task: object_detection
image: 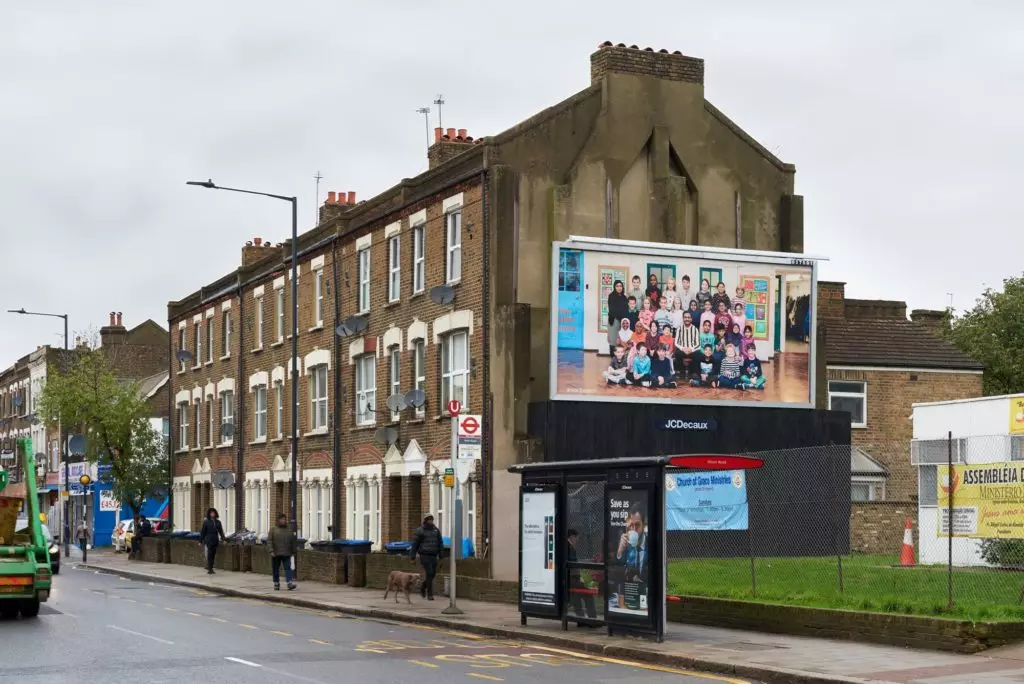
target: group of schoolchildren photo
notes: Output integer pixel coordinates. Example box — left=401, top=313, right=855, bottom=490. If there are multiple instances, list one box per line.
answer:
left=602, top=272, right=767, bottom=392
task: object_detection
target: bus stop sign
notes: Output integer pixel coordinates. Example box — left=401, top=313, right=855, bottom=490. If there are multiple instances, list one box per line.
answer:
left=668, top=455, right=764, bottom=470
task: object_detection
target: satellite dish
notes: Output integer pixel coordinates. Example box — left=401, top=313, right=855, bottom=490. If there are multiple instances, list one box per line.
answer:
left=429, top=285, right=455, bottom=306
left=151, top=483, right=170, bottom=498
left=67, top=434, right=87, bottom=455
left=176, top=349, right=193, bottom=364
left=373, top=427, right=398, bottom=445
left=386, top=394, right=407, bottom=412
left=404, top=389, right=426, bottom=409
left=344, top=315, right=369, bottom=335
left=212, top=471, right=235, bottom=489
left=221, top=422, right=235, bottom=440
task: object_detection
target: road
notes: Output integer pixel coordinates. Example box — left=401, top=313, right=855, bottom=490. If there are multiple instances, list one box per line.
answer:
left=0, top=563, right=753, bottom=684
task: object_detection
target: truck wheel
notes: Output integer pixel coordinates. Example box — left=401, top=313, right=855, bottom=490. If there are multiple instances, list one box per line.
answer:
left=0, top=602, right=19, bottom=619
left=19, top=598, right=40, bottom=618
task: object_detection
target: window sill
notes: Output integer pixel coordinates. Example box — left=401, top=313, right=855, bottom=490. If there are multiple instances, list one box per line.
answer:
left=304, top=427, right=328, bottom=437
left=309, top=324, right=324, bottom=333
left=385, top=300, right=400, bottom=309
left=852, top=424, right=868, bottom=429
left=220, top=354, right=231, bottom=362
left=406, top=417, right=426, bottom=424
left=251, top=347, right=263, bottom=354
left=249, top=438, right=267, bottom=445
left=446, top=279, right=461, bottom=287
left=352, top=424, right=377, bottom=432
left=357, top=309, right=370, bottom=317
left=177, top=370, right=186, bottom=376
left=217, top=442, right=234, bottom=449
left=411, top=290, right=425, bottom=300
left=271, top=437, right=283, bottom=443
left=191, top=365, right=202, bottom=371
left=272, top=340, right=284, bottom=348
left=175, top=448, right=190, bottom=455
left=205, top=360, right=214, bottom=367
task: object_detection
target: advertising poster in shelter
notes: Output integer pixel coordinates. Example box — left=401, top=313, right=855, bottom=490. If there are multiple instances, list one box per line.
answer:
left=938, top=463, right=1024, bottom=538
left=665, top=469, right=749, bottom=531
left=607, top=488, right=650, bottom=618
left=520, top=490, right=557, bottom=607
left=552, top=240, right=817, bottom=407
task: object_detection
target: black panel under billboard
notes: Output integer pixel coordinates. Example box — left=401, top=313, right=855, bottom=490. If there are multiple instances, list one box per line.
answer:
left=528, top=402, right=851, bottom=558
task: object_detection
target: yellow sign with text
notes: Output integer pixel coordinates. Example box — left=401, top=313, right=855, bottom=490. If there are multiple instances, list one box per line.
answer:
left=938, top=463, right=1024, bottom=539
left=1010, top=397, right=1024, bottom=435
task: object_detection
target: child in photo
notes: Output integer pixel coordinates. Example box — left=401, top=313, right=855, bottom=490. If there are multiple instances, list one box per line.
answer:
left=603, top=345, right=630, bottom=386
left=650, top=344, right=677, bottom=389
left=699, top=320, right=715, bottom=354
left=645, top=273, right=662, bottom=309
left=658, top=322, right=676, bottom=375
left=629, top=275, right=644, bottom=306
left=629, top=320, right=649, bottom=367
left=663, top=277, right=681, bottom=311
left=740, top=325, right=756, bottom=358
left=654, top=295, right=673, bottom=330
left=617, top=318, right=633, bottom=346
left=735, top=285, right=746, bottom=303
left=731, top=302, right=747, bottom=336
left=626, top=296, right=639, bottom=330
left=679, top=275, right=693, bottom=306
left=690, top=344, right=719, bottom=388
left=714, top=301, right=733, bottom=337
left=726, top=322, right=743, bottom=351
left=688, top=299, right=700, bottom=320
left=741, top=344, right=766, bottom=390
left=630, top=343, right=652, bottom=387
left=639, top=297, right=655, bottom=331
left=711, top=281, right=731, bottom=313
left=700, top=299, right=716, bottom=332
left=718, top=343, right=743, bottom=389
left=713, top=324, right=727, bottom=361
left=696, top=278, right=712, bottom=309
left=669, top=297, right=685, bottom=332
left=646, top=321, right=662, bottom=356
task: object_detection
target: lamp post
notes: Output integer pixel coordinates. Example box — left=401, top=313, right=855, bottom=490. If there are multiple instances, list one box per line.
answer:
left=186, top=180, right=300, bottom=533
left=8, top=308, right=70, bottom=558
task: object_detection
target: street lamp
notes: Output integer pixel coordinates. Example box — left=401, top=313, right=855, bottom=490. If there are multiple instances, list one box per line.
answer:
left=8, top=307, right=71, bottom=558
left=187, top=179, right=300, bottom=533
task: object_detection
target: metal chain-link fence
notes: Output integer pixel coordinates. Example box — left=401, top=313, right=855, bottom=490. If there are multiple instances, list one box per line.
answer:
left=665, top=436, right=1024, bottom=621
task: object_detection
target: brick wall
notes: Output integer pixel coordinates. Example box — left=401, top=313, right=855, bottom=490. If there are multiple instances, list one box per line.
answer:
left=850, top=502, right=917, bottom=555
left=590, top=43, right=704, bottom=84
left=364, top=553, right=514, bottom=602
left=817, top=281, right=846, bottom=319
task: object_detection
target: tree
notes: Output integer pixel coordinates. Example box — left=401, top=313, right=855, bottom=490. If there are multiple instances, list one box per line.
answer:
left=37, top=344, right=166, bottom=524
left=944, top=276, right=1024, bottom=396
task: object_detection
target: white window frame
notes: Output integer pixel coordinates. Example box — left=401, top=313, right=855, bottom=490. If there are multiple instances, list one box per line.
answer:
left=413, top=340, right=426, bottom=419
left=413, top=223, right=425, bottom=294
left=389, top=347, right=401, bottom=422
left=275, top=287, right=285, bottom=342
left=346, top=480, right=356, bottom=540
left=314, top=269, right=324, bottom=327
left=429, top=477, right=448, bottom=537
left=275, top=381, right=284, bottom=439
left=851, top=476, right=886, bottom=502
left=178, top=329, right=186, bottom=371
left=441, top=330, right=469, bottom=413
left=255, top=296, right=264, bottom=349
left=462, top=479, right=476, bottom=549
left=194, top=399, right=201, bottom=449
left=360, top=479, right=371, bottom=541
left=177, top=401, right=189, bottom=450
left=193, top=322, right=202, bottom=369
left=207, top=320, right=214, bottom=364
left=357, top=248, right=370, bottom=314
left=310, top=365, right=328, bottom=431
left=827, top=380, right=867, bottom=428
left=220, top=390, right=234, bottom=445
left=355, top=354, right=376, bottom=427
left=445, top=209, right=462, bottom=283
left=222, top=311, right=232, bottom=358
left=388, top=235, right=401, bottom=302
left=253, top=384, right=268, bottom=441
left=207, top=394, right=215, bottom=447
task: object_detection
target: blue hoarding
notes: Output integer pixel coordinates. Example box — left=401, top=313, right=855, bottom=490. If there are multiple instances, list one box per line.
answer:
left=665, top=470, right=748, bottom=531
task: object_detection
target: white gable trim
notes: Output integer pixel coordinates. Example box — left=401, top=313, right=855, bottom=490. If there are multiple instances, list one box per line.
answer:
left=273, top=276, right=285, bottom=290
left=348, top=338, right=380, bottom=364
left=383, top=444, right=404, bottom=477
left=178, top=321, right=187, bottom=330
left=221, top=300, right=232, bottom=311
left=204, top=381, right=216, bottom=398
left=193, top=313, right=202, bottom=323
left=191, top=386, right=203, bottom=402
left=382, top=326, right=402, bottom=351
left=249, top=370, right=269, bottom=390
left=205, top=307, right=215, bottom=319
left=433, top=310, right=474, bottom=343
left=304, top=348, right=331, bottom=371
left=271, top=453, right=294, bottom=481
left=402, top=439, right=427, bottom=476
left=246, top=470, right=270, bottom=483
left=345, top=463, right=382, bottom=481
left=252, top=285, right=265, bottom=298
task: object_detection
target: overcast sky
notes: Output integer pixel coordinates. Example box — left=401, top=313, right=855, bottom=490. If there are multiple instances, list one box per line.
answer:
left=2, top=1, right=1021, bottom=364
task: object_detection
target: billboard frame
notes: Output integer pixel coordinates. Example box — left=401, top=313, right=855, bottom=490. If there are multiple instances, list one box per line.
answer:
left=549, top=236, right=826, bottom=410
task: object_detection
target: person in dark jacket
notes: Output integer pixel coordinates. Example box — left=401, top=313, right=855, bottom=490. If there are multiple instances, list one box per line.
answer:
left=267, top=513, right=297, bottom=591
left=130, top=515, right=153, bottom=560
left=410, top=514, right=443, bottom=600
left=198, top=508, right=226, bottom=574
left=567, top=529, right=597, bottom=626
left=606, top=280, right=629, bottom=355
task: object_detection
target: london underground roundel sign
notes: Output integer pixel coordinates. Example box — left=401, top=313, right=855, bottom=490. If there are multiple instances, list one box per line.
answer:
left=669, top=455, right=764, bottom=471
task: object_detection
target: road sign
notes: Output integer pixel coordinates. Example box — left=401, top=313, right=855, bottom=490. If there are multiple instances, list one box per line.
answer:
left=669, top=455, right=764, bottom=471
left=443, top=468, right=455, bottom=488
left=447, top=399, right=462, bottom=416
left=456, top=414, right=483, bottom=462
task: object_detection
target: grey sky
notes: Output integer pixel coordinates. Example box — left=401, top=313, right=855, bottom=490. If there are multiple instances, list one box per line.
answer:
left=2, top=1, right=1021, bottom=364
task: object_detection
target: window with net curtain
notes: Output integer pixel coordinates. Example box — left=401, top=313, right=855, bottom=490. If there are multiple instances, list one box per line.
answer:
left=441, top=330, right=469, bottom=411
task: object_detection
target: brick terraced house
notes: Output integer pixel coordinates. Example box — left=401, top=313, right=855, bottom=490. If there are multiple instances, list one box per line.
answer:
left=169, top=43, right=814, bottom=579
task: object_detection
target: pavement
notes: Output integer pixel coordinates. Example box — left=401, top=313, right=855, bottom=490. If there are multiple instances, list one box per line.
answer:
left=2, top=551, right=750, bottom=684
left=57, top=550, right=1024, bottom=684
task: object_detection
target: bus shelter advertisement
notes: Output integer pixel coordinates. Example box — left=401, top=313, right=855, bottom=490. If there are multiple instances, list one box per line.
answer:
left=520, top=490, right=557, bottom=608
left=607, top=489, right=650, bottom=617
left=938, top=463, right=1024, bottom=538
left=552, top=241, right=817, bottom=407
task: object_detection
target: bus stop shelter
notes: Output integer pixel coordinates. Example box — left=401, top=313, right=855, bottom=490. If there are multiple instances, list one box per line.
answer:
left=508, top=454, right=763, bottom=642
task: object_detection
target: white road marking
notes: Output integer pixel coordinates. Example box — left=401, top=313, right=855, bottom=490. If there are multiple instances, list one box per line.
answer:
left=61, top=612, right=79, bottom=618
left=107, top=624, right=174, bottom=645
left=225, top=657, right=262, bottom=668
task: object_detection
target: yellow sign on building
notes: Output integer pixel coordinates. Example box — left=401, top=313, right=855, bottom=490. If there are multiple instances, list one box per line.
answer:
left=1010, top=397, right=1024, bottom=435
left=938, top=463, right=1024, bottom=539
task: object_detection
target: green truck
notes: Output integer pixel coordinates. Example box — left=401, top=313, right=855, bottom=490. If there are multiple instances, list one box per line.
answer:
left=0, top=437, right=53, bottom=618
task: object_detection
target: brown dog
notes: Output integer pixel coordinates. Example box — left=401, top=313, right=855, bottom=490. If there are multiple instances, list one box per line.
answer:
left=383, top=570, right=424, bottom=604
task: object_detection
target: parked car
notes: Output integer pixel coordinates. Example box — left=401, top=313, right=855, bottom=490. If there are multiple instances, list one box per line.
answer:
left=16, top=519, right=59, bottom=575
left=112, top=518, right=165, bottom=552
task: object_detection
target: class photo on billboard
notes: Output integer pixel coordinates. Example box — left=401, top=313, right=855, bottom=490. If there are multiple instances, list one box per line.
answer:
left=552, top=239, right=818, bottom=407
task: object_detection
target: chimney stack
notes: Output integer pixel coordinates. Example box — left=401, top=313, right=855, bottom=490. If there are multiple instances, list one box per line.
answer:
left=590, top=41, right=704, bottom=86
left=242, top=236, right=274, bottom=267
left=100, top=309, right=128, bottom=347
left=428, top=126, right=480, bottom=170
left=911, top=309, right=950, bottom=337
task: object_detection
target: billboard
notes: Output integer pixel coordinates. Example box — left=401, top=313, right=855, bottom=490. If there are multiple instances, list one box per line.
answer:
left=551, top=239, right=819, bottom=408
left=938, top=463, right=1024, bottom=539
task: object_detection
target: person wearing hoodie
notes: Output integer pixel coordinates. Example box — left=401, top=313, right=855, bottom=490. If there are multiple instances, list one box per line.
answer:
left=198, top=508, right=226, bottom=574
left=410, top=514, right=444, bottom=600
left=267, top=513, right=298, bottom=591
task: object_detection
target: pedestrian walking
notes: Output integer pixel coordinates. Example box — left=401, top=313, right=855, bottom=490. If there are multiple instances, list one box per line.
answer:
left=75, top=520, right=91, bottom=563
left=198, top=508, right=226, bottom=574
left=267, top=513, right=297, bottom=591
left=410, top=514, right=443, bottom=601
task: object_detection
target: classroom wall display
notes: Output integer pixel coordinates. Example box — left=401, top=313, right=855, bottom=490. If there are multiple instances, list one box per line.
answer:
left=551, top=239, right=820, bottom=408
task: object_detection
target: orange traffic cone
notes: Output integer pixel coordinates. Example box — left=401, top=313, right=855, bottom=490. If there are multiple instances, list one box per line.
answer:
left=900, top=518, right=915, bottom=567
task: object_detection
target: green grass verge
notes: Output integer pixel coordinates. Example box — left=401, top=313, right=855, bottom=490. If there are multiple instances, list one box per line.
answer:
left=668, top=555, right=1024, bottom=621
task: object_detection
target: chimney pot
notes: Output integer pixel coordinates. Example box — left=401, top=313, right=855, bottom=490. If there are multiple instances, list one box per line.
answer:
left=446, top=127, right=456, bottom=140
left=457, top=128, right=467, bottom=139
left=434, top=127, right=443, bottom=143
left=109, top=312, right=116, bottom=326
left=246, top=240, right=253, bottom=247
left=644, top=46, right=654, bottom=51
left=116, top=312, right=122, bottom=326
left=347, top=191, right=356, bottom=205
left=254, top=237, right=262, bottom=246
left=327, top=191, right=336, bottom=204
left=601, top=40, right=613, bottom=47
